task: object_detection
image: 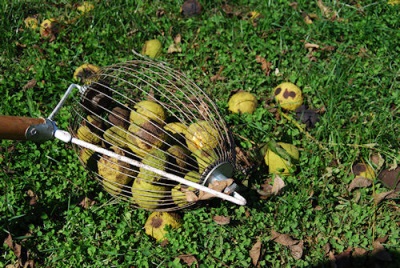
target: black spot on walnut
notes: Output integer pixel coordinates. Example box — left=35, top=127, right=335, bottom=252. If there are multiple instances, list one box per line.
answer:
left=274, top=87, right=281, bottom=95
left=151, top=216, right=163, bottom=228
left=283, top=89, right=296, bottom=99
left=352, top=163, right=366, bottom=175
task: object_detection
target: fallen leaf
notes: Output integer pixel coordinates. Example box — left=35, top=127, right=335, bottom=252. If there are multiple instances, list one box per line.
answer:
left=235, top=146, right=253, bottom=174
left=316, top=0, right=338, bottom=19
left=156, top=8, right=165, bottom=17
left=372, top=239, right=392, bottom=261
left=302, top=12, right=313, bottom=24
left=290, top=240, right=304, bottom=260
left=373, top=190, right=396, bottom=205
left=249, top=238, right=262, bottom=266
left=167, top=43, right=182, bottom=54
left=305, top=43, right=320, bottom=50
left=221, top=4, right=243, bottom=17
left=371, top=153, right=385, bottom=170
left=79, top=196, right=96, bottom=209
left=185, top=191, right=199, bottom=202
left=210, top=66, right=226, bottom=82
left=177, top=254, right=198, bottom=267
left=26, top=189, right=38, bottom=206
left=197, top=179, right=234, bottom=200
left=378, top=167, right=400, bottom=192
left=375, top=235, right=388, bottom=243
left=255, top=55, right=272, bottom=76
left=289, top=2, right=298, bottom=9
left=353, top=247, right=368, bottom=257
left=271, top=175, right=285, bottom=195
left=4, top=233, right=13, bottom=249
left=174, top=33, right=182, bottom=44
left=270, top=230, right=298, bottom=246
left=213, top=215, right=231, bottom=225
left=3, top=233, right=32, bottom=267
left=334, top=247, right=352, bottom=268
left=167, top=34, right=182, bottom=54
left=348, top=176, right=372, bottom=191
left=23, top=79, right=37, bottom=90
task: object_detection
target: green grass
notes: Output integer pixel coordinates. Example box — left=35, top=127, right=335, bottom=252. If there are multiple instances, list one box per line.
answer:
left=1, top=0, right=399, bottom=267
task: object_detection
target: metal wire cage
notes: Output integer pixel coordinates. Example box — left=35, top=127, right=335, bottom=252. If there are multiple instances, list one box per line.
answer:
left=68, top=59, right=241, bottom=211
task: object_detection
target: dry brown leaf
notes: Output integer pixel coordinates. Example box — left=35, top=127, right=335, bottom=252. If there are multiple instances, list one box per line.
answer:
left=167, top=43, right=182, bottom=54
left=371, top=153, right=385, bottom=170
left=258, top=176, right=285, bottom=199
left=353, top=247, right=368, bottom=257
left=235, top=146, right=252, bottom=173
left=23, top=79, right=37, bottom=90
left=378, top=166, right=400, bottom=192
left=174, top=33, right=182, bottom=44
left=317, top=0, right=337, bottom=19
left=249, top=238, right=262, bottom=266
left=305, top=43, right=320, bottom=50
left=373, top=190, right=396, bottom=205
left=289, top=2, right=298, bottom=9
left=197, top=179, right=234, bottom=200
left=348, top=176, right=372, bottom=191
left=185, top=191, right=199, bottom=202
left=210, top=66, right=226, bottom=82
left=302, top=12, right=313, bottom=24
left=78, top=196, right=96, bottom=209
left=271, top=230, right=298, bottom=246
left=213, top=215, right=231, bottom=225
left=167, top=34, right=182, bottom=54
left=255, top=55, right=272, bottom=76
left=334, top=247, right=352, bottom=267
left=372, top=239, right=392, bottom=261
left=271, top=175, right=285, bottom=195
left=177, top=254, right=198, bottom=267
left=290, top=240, right=304, bottom=260
left=221, top=4, right=243, bottom=17
left=375, top=235, right=388, bottom=243
left=23, top=260, right=35, bottom=268
left=26, top=189, right=38, bottom=206
left=5, top=264, right=19, bottom=268
left=4, top=233, right=32, bottom=267
left=4, top=233, right=13, bottom=249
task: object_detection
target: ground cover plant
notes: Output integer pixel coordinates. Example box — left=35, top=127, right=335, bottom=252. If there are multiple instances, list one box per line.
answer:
left=1, top=0, right=399, bottom=267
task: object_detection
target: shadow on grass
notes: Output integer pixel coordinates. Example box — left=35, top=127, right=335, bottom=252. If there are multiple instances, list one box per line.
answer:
left=0, top=183, right=102, bottom=266
left=312, top=249, right=400, bottom=268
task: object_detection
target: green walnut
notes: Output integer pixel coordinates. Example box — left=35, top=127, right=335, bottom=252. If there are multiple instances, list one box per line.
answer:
left=130, top=100, right=166, bottom=125
left=185, top=121, right=219, bottom=153
left=131, top=177, right=167, bottom=210
left=126, top=121, right=167, bottom=156
left=228, top=91, right=257, bottom=114
left=264, top=142, right=299, bottom=175
left=141, top=39, right=162, bottom=59
left=273, top=82, right=303, bottom=111
left=98, top=148, right=135, bottom=195
left=167, top=145, right=192, bottom=170
left=103, top=126, right=128, bottom=148
left=144, top=212, right=182, bottom=241
left=77, top=125, right=101, bottom=144
left=192, top=149, right=218, bottom=174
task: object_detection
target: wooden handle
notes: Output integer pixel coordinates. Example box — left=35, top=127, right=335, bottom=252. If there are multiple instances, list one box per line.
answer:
left=0, top=116, right=46, bottom=140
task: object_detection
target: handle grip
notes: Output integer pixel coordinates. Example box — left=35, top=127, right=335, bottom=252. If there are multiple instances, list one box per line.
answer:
left=0, top=116, right=47, bottom=140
